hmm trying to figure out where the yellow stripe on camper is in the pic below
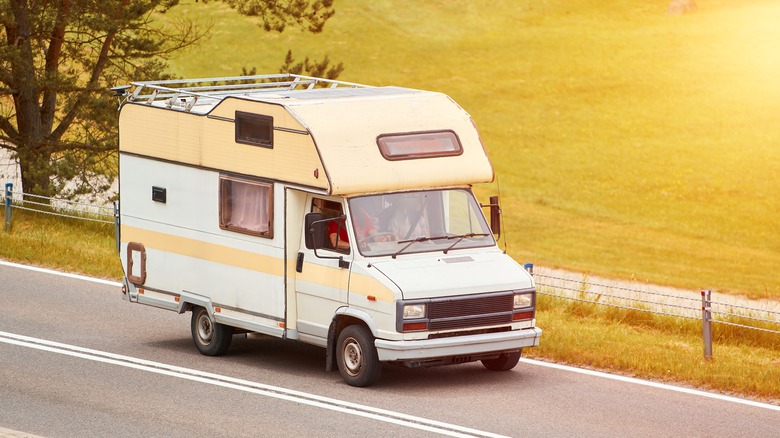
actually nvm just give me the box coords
[297,261,350,291]
[296,261,394,302]
[349,273,395,302]
[122,225,285,277]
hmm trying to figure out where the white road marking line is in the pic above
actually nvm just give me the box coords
[0,331,506,438]
[520,358,780,411]
[3,259,779,412]
[0,260,121,287]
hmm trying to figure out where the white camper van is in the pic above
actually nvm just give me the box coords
[116,74,541,387]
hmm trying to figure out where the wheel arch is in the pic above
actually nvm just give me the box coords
[325,307,378,372]
[178,290,213,315]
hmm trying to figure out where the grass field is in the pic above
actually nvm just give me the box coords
[159,0,780,300]
[0,209,121,279]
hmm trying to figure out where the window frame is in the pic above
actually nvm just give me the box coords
[218,175,274,239]
[235,111,274,148]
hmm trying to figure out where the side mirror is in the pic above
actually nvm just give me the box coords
[489,195,501,239]
[304,213,350,268]
[305,212,326,250]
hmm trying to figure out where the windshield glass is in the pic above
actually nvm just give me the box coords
[348,189,495,257]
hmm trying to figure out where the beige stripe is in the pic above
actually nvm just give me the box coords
[122,225,284,277]
[123,225,395,301]
[350,272,395,302]
[298,261,350,290]
[296,261,394,302]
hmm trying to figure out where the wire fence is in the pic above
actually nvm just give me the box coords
[3,183,116,225]
[532,267,780,345]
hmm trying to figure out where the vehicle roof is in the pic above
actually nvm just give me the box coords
[121,74,494,194]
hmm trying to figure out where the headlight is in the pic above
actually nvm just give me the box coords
[514,293,533,309]
[403,304,426,319]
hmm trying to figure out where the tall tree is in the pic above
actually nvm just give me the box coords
[0,0,205,199]
[0,0,339,200]
[215,1,342,79]
[215,0,335,33]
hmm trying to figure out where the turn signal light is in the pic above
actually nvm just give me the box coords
[513,311,534,321]
[402,322,427,331]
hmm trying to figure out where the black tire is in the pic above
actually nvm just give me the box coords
[481,350,521,371]
[336,325,382,387]
[190,306,232,356]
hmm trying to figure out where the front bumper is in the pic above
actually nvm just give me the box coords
[374,327,542,362]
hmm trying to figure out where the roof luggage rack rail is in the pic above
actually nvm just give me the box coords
[125,73,372,112]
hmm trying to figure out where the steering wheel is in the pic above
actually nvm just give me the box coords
[361,232,397,243]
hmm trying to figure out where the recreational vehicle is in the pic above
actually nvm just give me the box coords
[116,74,541,387]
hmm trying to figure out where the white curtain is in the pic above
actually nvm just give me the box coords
[226,181,269,234]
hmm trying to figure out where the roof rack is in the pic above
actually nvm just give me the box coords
[125,73,371,112]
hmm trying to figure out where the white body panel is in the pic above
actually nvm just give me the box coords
[119,155,286,326]
[370,250,534,300]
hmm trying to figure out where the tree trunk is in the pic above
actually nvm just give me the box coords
[17,148,54,202]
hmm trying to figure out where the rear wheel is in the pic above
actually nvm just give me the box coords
[336,325,382,387]
[191,306,232,356]
[481,350,521,371]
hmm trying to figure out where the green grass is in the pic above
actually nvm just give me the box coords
[0,207,122,280]
[532,295,780,402]
[158,0,780,299]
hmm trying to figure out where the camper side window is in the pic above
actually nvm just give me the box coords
[219,177,273,238]
[235,111,273,148]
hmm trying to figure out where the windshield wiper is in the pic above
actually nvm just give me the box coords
[392,235,450,259]
[443,233,489,254]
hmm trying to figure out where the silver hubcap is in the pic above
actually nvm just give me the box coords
[197,313,213,345]
[342,337,362,377]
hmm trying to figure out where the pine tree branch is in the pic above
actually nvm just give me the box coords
[0,116,19,141]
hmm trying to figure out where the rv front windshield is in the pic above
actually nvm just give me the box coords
[348,189,495,257]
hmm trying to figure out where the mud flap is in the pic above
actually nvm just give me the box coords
[325,320,338,372]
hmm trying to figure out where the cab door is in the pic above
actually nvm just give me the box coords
[294,195,353,341]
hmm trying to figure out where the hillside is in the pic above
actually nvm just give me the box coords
[161,0,780,299]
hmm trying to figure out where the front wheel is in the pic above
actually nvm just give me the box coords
[481,350,521,371]
[336,325,382,387]
[191,306,233,356]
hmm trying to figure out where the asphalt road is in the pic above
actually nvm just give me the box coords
[0,262,777,437]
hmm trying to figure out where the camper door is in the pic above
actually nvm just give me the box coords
[294,196,353,339]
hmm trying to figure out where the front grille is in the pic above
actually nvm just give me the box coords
[396,289,536,333]
[427,292,514,330]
